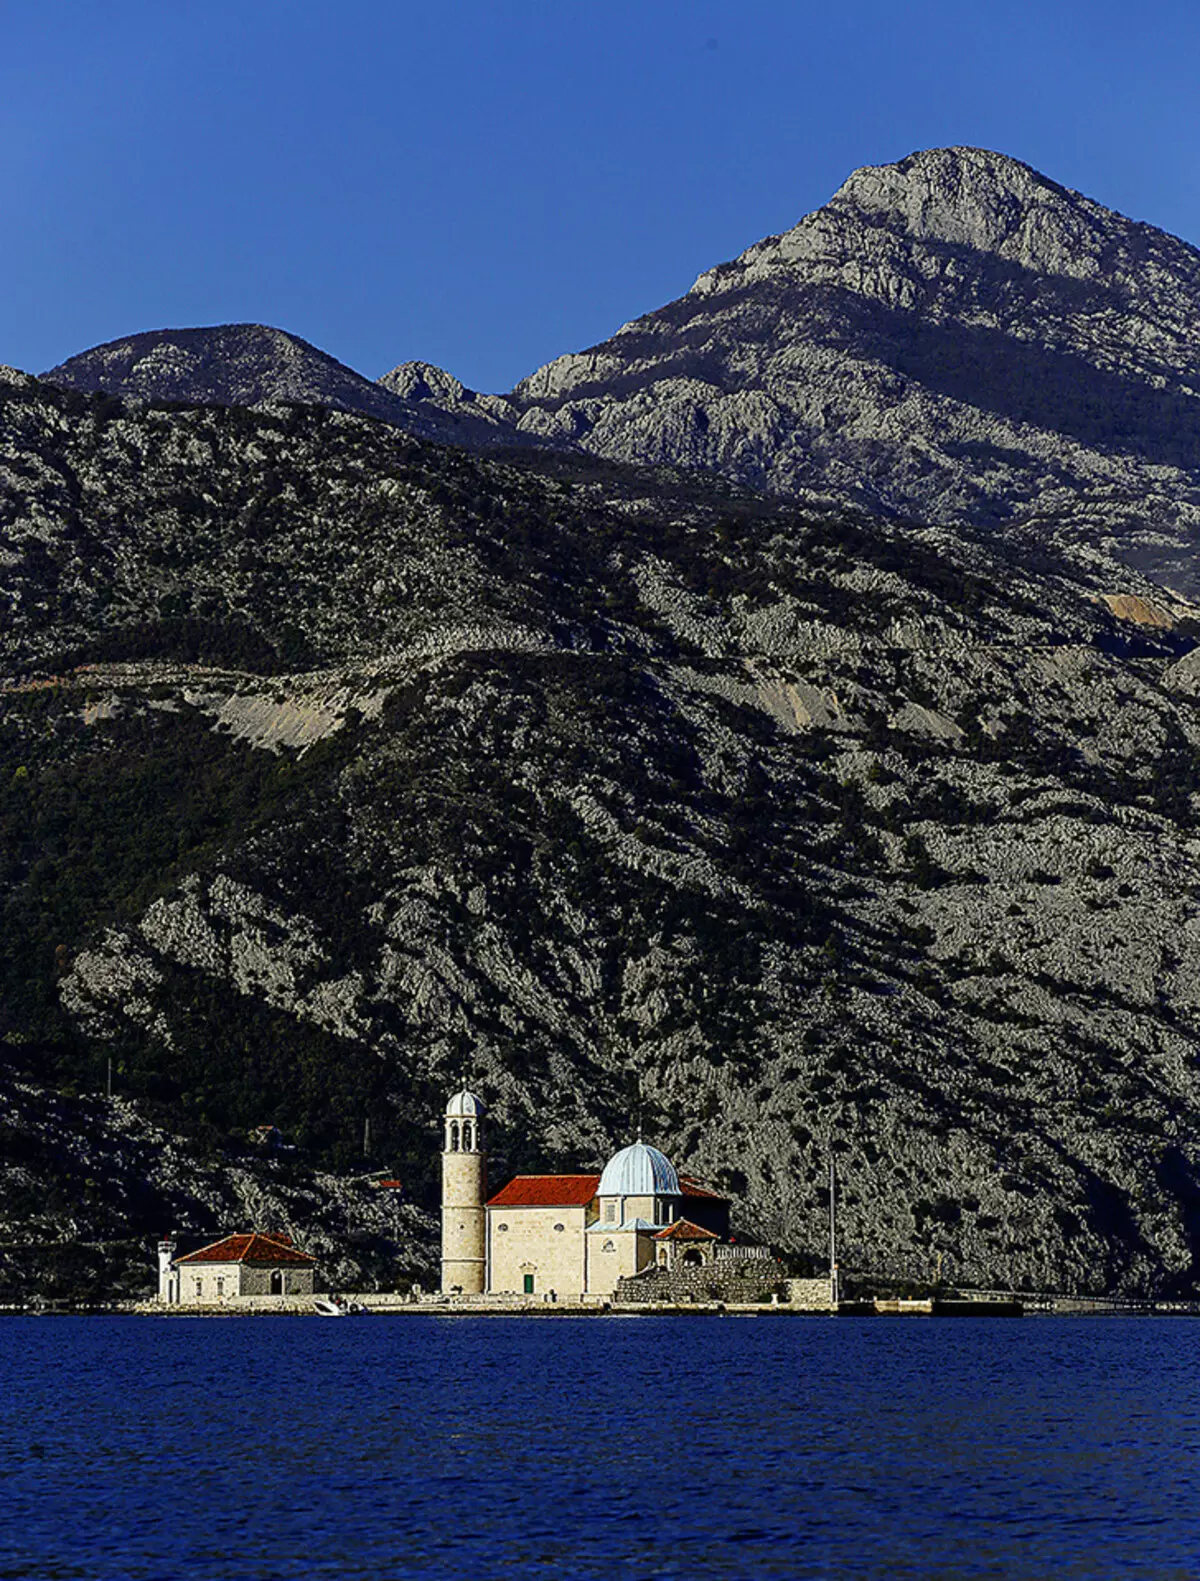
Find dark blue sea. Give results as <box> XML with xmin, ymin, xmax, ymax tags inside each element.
<box><xmin>1</xmin><ymin>1314</ymin><xmax>1198</xmax><ymax>1579</ymax></box>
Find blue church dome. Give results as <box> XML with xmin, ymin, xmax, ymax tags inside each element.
<box><xmin>597</xmin><ymin>1141</ymin><xmax>680</xmax><ymax>1197</ymax></box>
<box><xmin>446</xmin><ymin>1090</ymin><xmax>486</xmax><ymax>1118</ymax></box>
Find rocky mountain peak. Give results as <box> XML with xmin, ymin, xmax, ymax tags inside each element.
<box><xmin>688</xmin><ymin>146</ymin><xmax>1122</xmax><ymax>296</ymax></box>
<box><xmin>378</xmin><ymin>360</ymin><xmax>470</xmax><ymax>404</ymax></box>
<box><xmin>830</xmin><ymin>146</ymin><xmax>1087</xmax><ymax>257</ymax></box>
<box><xmin>495</xmin><ymin>148</ymin><xmax>1200</xmax><ymax>591</ymax></box>
<box><xmin>42</xmin><ymin>323</ymin><xmax>353</xmax><ymax>407</ymax></box>
<box><xmin>39</xmin><ymin>320</ymin><xmax>484</xmax><ymax>444</ymax></box>
<box><xmin>375</xmin><ymin>360</ymin><xmax>528</xmax><ymax>444</ymax></box>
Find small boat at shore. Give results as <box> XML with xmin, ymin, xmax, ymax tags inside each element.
<box><xmin>313</xmin><ymin>1296</ymin><xmax>366</xmax><ymax>1317</ymax></box>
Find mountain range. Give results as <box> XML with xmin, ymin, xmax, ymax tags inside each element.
<box><xmin>8</xmin><ymin>147</ymin><xmax>1200</xmax><ymax>1302</ymax></box>
<box><xmin>46</xmin><ymin>147</ymin><xmax>1200</xmax><ymax>590</ymax></box>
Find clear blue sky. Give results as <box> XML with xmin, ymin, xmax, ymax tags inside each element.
<box><xmin>3</xmin><ymin>0</ymin><xmax>1200</xmax><ymax>393</ymax></box>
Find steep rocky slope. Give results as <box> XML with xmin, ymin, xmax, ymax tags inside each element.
<box><xmin>397</xmin><ymin>147</ymin><xmax>1200</xmax><ymax>592</ymax></box>
<box><xmin>6</xmin><ymin>367</ymin><xmax>1200</xmax><ymax>1298</ymax></box>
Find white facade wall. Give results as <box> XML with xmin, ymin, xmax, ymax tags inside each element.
<box><xmin>585</xmin><ymin>1226</ymin><xmax>654</xmax><ymax>1296</ymax></box>
<box><xmin>487</xmin><ymin>1205</ymin><xmax>589</xmax><ymax>1296</ymax></box>
<box><xmin>179</xmin><ymin>1264</ymin><xmax>236</xmax><ymax>1304</ymax></box>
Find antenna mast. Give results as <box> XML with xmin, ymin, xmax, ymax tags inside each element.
<box><xmin>829</xmin><ymin>1154</ymin><xmax>839</xmax><ymax>1304</ymax></box>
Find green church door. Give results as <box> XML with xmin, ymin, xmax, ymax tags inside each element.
<box><xmin>523</xmin><ymin>1274</ymin><xmax>535</xmax><ymax>1294</ymax></box>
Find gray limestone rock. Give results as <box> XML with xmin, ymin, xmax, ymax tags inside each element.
<box><xmin>471</xmin><ymin>148</ymin><xmax>1200</xmax><ymax>592</ymax></box>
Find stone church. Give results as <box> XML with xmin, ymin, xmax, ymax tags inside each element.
<box><xmin>440</xmin><ymin>1089</ymin><xmax>731</xmax><ymax>1298</ymax></box>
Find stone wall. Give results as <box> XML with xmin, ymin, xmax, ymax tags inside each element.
<box><xmin>786</xmin><ymin>1277</ymin><xmax>836</xmax><ymax>1310</ymax></box>
<box><xmin>239</xmin><ymin>1264</ymin><xmax>314</xmax><ymax>1298</ymax></box>
<box><xmin>615</xmin><ymin>1256</ymin><xmax>782</xmax><ymax>1305</ymax></box>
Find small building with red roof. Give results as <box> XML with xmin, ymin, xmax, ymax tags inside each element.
<box><xmin>159</xmin><ymin>1232</ymin><xmax>317</xmax><ymax>1305</ymax></box>
<box><xmin>653</xmin><ymin>1218</ymin><xmax>719</xmax><ymax>1273</ymax></box>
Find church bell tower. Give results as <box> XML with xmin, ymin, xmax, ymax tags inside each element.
<box><xmin>441</xmin><ymin>1091</ymin><xmax>488</xmax><ymax>1294</ymax></box>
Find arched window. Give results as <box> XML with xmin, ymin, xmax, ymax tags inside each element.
<box><xmin>461</xmin><ymin>1122</ymin><xmax>473</xmax><ymax>1151</ymax></box>
<box><xmin>682</xmin><ymin>1248</ymin><xmax>703</xmax><ymax>1268</ymax></box>
<box><xmin>449</xmin><ymin>1121</ymin><xmax>460</xmax><ymax>1152</ymax></box>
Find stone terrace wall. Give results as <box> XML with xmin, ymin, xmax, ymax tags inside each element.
<box><xmin>786</xmin><ymin>1277</ymin><xmax>836</xmax><ymax>1309</ymax></box>
<box><xmin>615</xmin><ymin>1257</ymin><xmax>782</xmax><ymax>1305</ymax></box>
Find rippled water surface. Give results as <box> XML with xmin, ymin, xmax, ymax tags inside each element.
<box><xmin>2</xmin><ymin>1314</ymin><xmax>1199</xmax><ymax>1578</ymax></box>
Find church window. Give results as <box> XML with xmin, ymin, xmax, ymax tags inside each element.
<box><xmin>553</xmin><ymin>1223</ymin><xmax>565</xmax><ymax>1232</ymax></box>
<box><xmin>497</xmin><ymin>1223</ymin><xmax>509</xmax><ymax>1232</ymax></box>
<box><xmin>602</xmin><ymin>1240</ymin><xmax>615</xmax><ymax>1253</ymax></box>
<box><xmin>449</xmin><ymin>1121</ymin><xmax>460</xmax><ymax>1151</ymax></box>
<box><xmin>462</xmin><ymin>1123</ymin><xmax>473</xmax><ymax>1151</ymax></box>
<box><xmin>604</xmin><ymin>1201</ymin><xmax>617</xmax><ymax>1222</ymax></box>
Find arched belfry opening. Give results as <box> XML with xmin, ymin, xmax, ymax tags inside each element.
<box><xmin>444</xmin><ymin>1107</ymin><xmax>485</xmax><ymax>1156</ymax></box>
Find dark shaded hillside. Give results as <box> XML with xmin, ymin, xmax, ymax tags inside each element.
<box><xmin>6</xmin><ymin>366</ymin><xmax>1200</xmax><ymax>1298</ymax></box>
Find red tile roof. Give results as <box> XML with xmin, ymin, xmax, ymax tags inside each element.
<box><xmin>487</xmin><ymin>1174</ymin><xmax>601</xmax><ymax>1208</ymax></box>
<box><xmin>175</xmin><ymin>1233</ymin><xmax>316</xmax><ymax>1267</ymax></box>
<box><xmin>654</xmin><ymin>1218</ymin><xmax>719</xmax><ymax>1242</ymax></box>
<box><xmin>679</xmin><ymin>1176</ymin><xmax>726</xmax><ymax>1201</ymax></box>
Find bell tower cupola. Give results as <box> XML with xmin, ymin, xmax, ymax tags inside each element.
<box><xmin>440</xmin><ymin>1090</ymin><xmax>488</xmax><ymax>1295</ymax></box>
